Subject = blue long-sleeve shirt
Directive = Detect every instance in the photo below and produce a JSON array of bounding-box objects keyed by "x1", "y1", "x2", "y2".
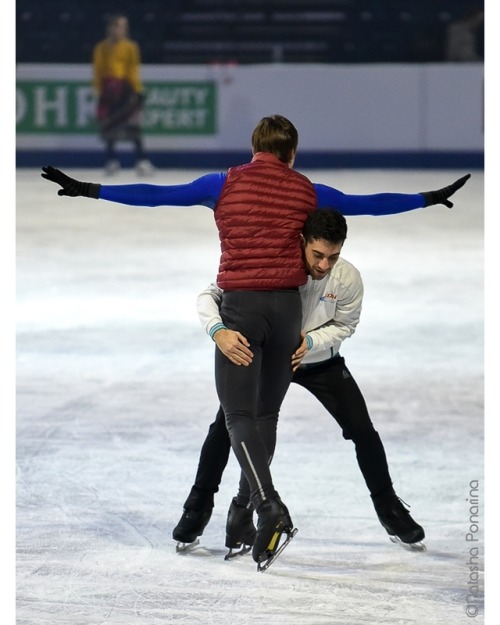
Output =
[{"x1": 99, "y1": 172, "x2": 425, "y2": 216}]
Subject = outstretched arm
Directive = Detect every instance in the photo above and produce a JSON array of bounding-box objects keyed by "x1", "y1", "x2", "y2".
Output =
[
  {"x1": 41, "y1": 166, "x2": 226, "y2": 209},
  {"x1": 314, "y1": 174, "x2": 471, "y2": 216}
]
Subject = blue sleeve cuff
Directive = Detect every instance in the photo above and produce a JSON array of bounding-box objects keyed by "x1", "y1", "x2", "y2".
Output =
[
  {"x1": 209, "y1": 323, "x2": 228, "y2": 340},
  {"x1": 306, "y1": 334, "x2": 313, "y2": 350}
]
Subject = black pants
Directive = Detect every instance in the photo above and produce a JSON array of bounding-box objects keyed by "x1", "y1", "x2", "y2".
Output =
[
  {"x1": 214, "y1": 289, "x2": 302, "y2": 510},
  {"x1": 184, "y1": 355, "x2": 393, "y2": 511},
  {"x1": 97, "y1": 78, "x2": 145, "y2": 163}
]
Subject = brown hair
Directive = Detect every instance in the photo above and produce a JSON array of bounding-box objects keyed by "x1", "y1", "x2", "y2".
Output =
[{"x1": 251, "y1": 114, "x2": 299, "y2": 163}]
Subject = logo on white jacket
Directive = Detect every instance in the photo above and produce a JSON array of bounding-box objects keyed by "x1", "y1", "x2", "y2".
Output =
[{"x1": 319, "y1": 293, "x2": 337, "y2": 302}]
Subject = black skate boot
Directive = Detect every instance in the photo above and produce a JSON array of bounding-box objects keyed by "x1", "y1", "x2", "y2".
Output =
[
  {"x1": 373, "y1": 492, "x2": 425, "y2": 548},
  {"x1": 252, "y1": 497, "x2": 296, "y2": 570},
  {"x1": 224, "y1": 498, "x2": 256, "y2": 559},
  {"x1": 173, "y1": 508, "x2": 212, "y2": 551}
]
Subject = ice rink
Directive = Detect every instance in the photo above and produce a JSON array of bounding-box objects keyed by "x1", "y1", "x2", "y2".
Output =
[{"x1": 14, "y1": 167, "x2": 485, "y2": 624}]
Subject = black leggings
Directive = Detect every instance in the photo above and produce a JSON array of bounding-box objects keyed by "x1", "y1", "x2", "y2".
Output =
[
  {"x1": 215, "y1": 289, "x2": 302, "y2": 509},
  {"x1": 184, "y1": 355, "x2": 392, "y2": 510}
]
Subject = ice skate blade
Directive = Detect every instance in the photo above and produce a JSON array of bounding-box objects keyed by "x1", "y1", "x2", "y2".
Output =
[
  {"x1": 257, "y1": 527, "x2": 298, "y2": 572},
  {"x1": 389, "y1": 536, "x2": 427, "y2": 552},
  {"x1": 176, "y1": 539, "x2": 200, "y2": 554},
  {"x1": 224, "y1": 545, "x2": 252, "y2": 560}
]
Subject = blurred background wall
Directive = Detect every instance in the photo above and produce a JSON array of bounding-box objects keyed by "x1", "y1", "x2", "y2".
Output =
[{"x1": 16, "y1": 0, "x2": 484, "y2": 170}]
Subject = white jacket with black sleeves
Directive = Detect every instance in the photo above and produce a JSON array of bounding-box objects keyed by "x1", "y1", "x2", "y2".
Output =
[{"x1": 196, "y1": 256, "x2": 364, "y2": 366}]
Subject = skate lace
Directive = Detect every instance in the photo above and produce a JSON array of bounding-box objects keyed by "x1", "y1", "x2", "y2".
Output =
[{"x1": 396, "y1": 497, "x2": 412, "y2": 515}]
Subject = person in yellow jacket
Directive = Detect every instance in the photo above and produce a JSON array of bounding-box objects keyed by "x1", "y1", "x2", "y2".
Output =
[{"x1": 93, "y1": 14, "x2": 154, "y2": 175}]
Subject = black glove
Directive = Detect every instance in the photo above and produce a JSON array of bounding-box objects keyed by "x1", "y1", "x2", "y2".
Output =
[
  {"x1": 420, "y1": 174, "x2": 471, "y2": 208},
  {"x1": 41, "y1": 166, "x2": 101, "y2": 199}
]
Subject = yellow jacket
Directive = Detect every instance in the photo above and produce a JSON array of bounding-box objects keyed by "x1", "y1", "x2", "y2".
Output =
[{"x1": 92, "y1": 38, "x2": 142, "y2": 95}]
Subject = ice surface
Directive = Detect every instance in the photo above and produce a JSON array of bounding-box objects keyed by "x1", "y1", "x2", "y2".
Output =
[{"x1": 15, "y1": 168, "x2": 485, "y2": 624}]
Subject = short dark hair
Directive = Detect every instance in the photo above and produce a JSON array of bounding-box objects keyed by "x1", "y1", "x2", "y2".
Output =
[
  {"x1": 302, "y1": 209, "x2": 347, "y2": 245},
  {"x1": 251, "y1": 114, "x2": 298, "y2": 163}
]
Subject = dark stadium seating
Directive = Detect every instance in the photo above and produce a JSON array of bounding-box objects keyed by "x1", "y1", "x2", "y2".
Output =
[{"x1": 16, "y1": 0, "x2": 484, "y2": 65}]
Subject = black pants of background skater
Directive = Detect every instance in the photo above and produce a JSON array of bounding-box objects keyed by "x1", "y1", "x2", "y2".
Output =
[
  {"x1": 185, "y1": 355, "x2": 393, "y2": 510},
  {"x1": 215, "y1": 289, "x2": 302, "y2": 510}
]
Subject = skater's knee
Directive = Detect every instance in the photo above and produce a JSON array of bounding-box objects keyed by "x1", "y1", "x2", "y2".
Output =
[{"x1": 343, "y1": 425, "x2": 379, "y2": 442}]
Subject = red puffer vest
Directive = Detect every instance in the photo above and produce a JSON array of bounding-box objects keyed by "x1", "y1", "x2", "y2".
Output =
[{"x1": 214, "y1": 152, "x2": 317, "y2": 290}]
